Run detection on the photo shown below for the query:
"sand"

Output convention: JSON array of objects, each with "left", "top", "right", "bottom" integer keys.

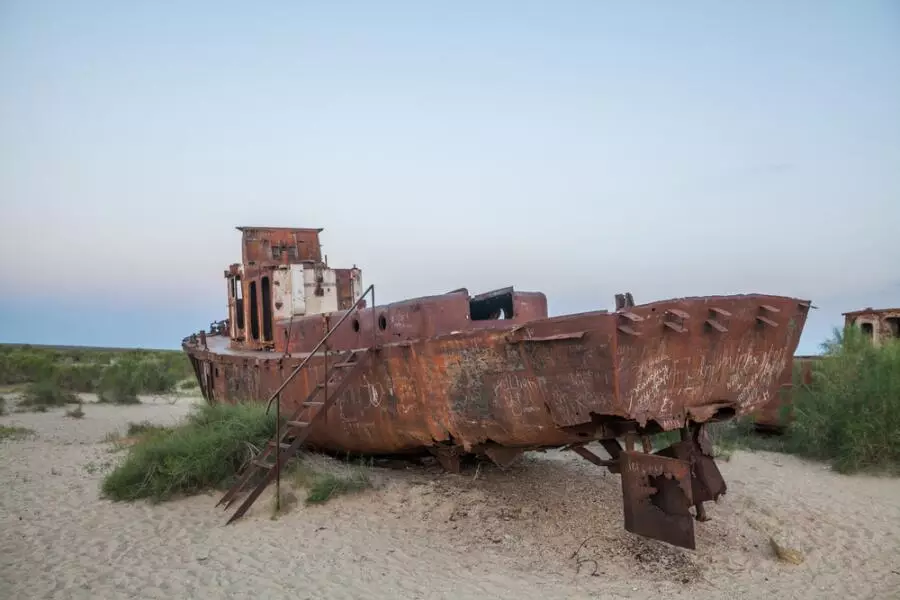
[{"left": 1, "top": 393, "right": 899, "bottom": 599}]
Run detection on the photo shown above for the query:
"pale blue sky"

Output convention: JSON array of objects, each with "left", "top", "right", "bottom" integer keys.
[{"left": 1, "top": 1, "right": 898, "bottom": 351}]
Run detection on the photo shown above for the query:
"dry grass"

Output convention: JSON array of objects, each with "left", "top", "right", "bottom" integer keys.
[
  {"left": 0, "top": 425, "right": 35, "bottom": 440},
  {"left": 286, "top": 454, "right": 374, "bottom": 506}
]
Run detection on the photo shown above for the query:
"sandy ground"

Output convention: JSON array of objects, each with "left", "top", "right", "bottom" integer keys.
[{"left": 1, "top": 394, "right": 899, "bottom": 600}]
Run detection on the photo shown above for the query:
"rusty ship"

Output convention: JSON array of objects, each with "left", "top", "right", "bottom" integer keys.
[{"left": 182, "top": 226, "right": 811, "bottom": 549}]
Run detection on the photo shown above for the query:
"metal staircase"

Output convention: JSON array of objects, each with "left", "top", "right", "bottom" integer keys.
[{"left": 217, "top": 285, "right": 376, "bottom": 524}]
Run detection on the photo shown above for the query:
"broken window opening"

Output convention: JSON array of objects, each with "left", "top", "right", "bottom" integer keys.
[
  {"left": 885, "top": 317, "right": 900, "bottom": 339},
  {"left": 249, "top": 281, "right": 260, "bottom": 341},
  {"left": 235, "top": 276, "right": 245, "bottom": 331},
  {"left": 860, "top": 322, "right": 874, "bottom": 338},
  {"left": 261, "top": 276, "right": 273, "bottom": 341},
  {"left": 470, "top": 287, "right": 515, "bottom": 321}
]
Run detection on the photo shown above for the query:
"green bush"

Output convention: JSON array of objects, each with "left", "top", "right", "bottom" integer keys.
[
  {"left": 179, "top": 379, "right": 200, "bottom": 390},
  {"left": 54, "top": 363, "right": 104, "bottom": 393},
  {"left": 101, "top": 402, "right": 276, "bottom": 502},
  {"left": 0, "top": 348, "right": 57, "bottom": 385},
  {"left": 97, "top": 363, "right": 141, "bottom": 404},
  {"left": 126, "top": 421, "right": 170, "bottom": 437},
  {"left": 785, "top": 327, "right": 900, "bottom": 473},
  {"left": 20, "top": 380, "right": 80, "bottom": 408}
]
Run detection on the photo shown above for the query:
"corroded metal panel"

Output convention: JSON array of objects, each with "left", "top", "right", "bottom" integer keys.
[
  {"left": 335, "top": 268, "right": 363, "bottom": 311},
  {"left": 272, "top": 267, "right": 293, "bottom": 321},
  {"left": 620, "top": 451, "right": 695, "bottom": 549},
  {"left": 754, "top": 355, "right": 818, "bottom": 430},
  {"left": 276, "top": 290, "right": 551, "bottom": 355},
  {"left": 614, "top": 295, "right": 810, "bottom": 426},
  {"left": 238, "top": 226, "right": 323, "bottom": 265}
]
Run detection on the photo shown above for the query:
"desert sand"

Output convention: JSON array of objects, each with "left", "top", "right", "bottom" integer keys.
[{"left": 1, "top": 393, "right": 899, "bottom": 600}]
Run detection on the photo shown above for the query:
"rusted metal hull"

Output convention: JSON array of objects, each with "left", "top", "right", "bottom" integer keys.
[
  {"left": 188, "top": 226, "right": 815, "bottom": 549},
  {"left": 185, "top": 293, "right": 810, "bottom": 455},
  {"left": 753, "top": 355, "right": 819, "bottom": 431}
]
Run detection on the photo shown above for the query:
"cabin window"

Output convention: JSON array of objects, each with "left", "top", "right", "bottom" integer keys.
[
  {"left": 235, "top": 276, "right": 244, "bottom": 331},
  {"left": 886, "top": 317, "right": 900, "bottom": 339},
  {"left": 249, "top": 281, "right": 260, "bottom": 340},
  {"left": 271, "top": 245, "right": 298, "bottom": 261},
  {"left": 261, "top": 276, "right": 273, "bottom": 341},
  {"left": 470, "top": 288, "right": 515, "bottom": 320},
  {"left": 860, "top": 322, "right": 873, "bottom": 338}
]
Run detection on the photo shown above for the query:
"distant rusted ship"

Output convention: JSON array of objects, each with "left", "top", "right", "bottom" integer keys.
[{"left": 183, "top": 226, "right": 811, "bottom": 549}]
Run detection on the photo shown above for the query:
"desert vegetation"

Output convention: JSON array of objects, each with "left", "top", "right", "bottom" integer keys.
[
  {"left": 781, "top": 326, "right": 900, "bottom": 474},
  {"left": 101, "top": 402, "right": 372, "bottom": 507},
  {"left": 20, "top": 380, "right": 80, "bottom": 409},
  {"left": 288, "top": 455, "right": 373, "bottom": 505},
  {"left": 0, "top": 344, "right": 196, "bottom": 408},
  {"left": 0, "top": 425, "right": 35, "bottom": 440},
  {"left": 102, "top": 403, "right": 276, "bottom": 502}
]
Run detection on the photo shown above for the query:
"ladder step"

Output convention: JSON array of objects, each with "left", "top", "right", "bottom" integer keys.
[
  {"left": 304, "top": 401, "right": 324, "bottom": 407},
  {"left": 287, "top": 420, "right": 310, "bottom": 428},
  {"left": 267, "top": 441, "right": 292, "bottom": 450},
  {"left": 334, "top": 361, "right": 356, "bottom": 368},
  {"left": 253, "top": 459, "right": 275, "bottom": 470}
]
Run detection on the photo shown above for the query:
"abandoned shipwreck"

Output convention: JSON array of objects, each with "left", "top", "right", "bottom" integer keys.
[{"left": 182, "top": 226, "right": 811, "bottom": 549}]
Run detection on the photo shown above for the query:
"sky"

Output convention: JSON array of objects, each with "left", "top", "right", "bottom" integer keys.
[{"left": 1, "top": 1, "right": 898, "bottom": 352}]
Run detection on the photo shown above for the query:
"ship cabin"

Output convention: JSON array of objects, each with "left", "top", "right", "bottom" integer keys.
[{"left": 220, "top": 227, "right": 548, "bottom": 355}]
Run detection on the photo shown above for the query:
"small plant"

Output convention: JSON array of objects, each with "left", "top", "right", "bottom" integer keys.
[
  {"left": 0, "top": 425, "right": 35, "bottom": 440},
  {"left": 178, "top": 379, "right": 200, "bottom": 390},
  {"left": 0, "top": 396, "right": 6, "bottom": 416},
  {"left": 126, "top": 421, "right": 169, "bottom": 437},
  {"left": 84, "top": 459, "right": 114, "bottom": 475},
  {"left": 66, "top": 403, "right": 86, "bottom": 419},
  {"left": 289, "top": 456, "right": 373, "bottom": 505},
  {"left": 20, "top": 380, "right": 79, "bottom": 409},
  {"left": 305, "top": 469, "right": 372, "bottom": 504}
]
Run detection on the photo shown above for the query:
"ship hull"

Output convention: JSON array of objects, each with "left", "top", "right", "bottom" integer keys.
[{"left": 185, "top": 293, "right": 810, "bottom": 456}]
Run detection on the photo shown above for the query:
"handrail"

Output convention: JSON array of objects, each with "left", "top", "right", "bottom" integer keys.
[{"left": 265, "top": 284, "right": 375, "bottom": 414}]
